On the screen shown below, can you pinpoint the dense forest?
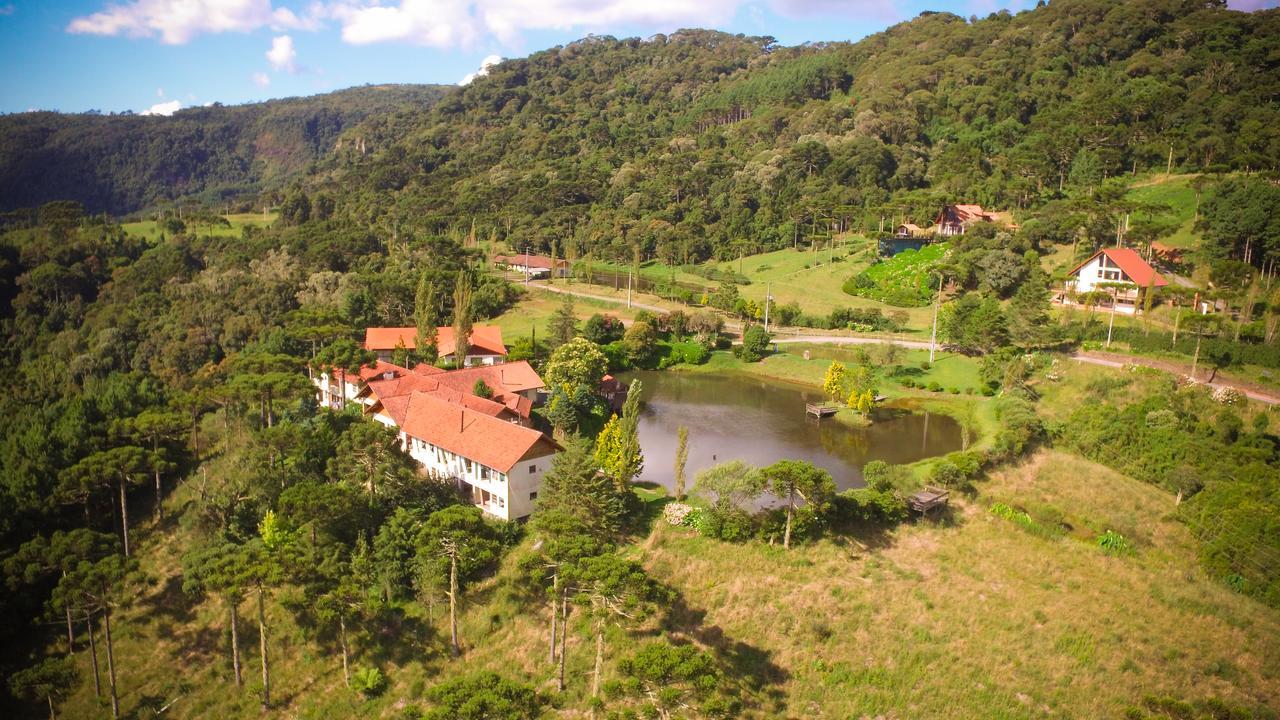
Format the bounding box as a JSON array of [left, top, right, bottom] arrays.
[[0, 84, 448, 216], [297, 0, 1280, 264]]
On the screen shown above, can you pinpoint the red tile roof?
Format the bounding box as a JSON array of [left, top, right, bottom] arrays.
[[1069, 248, 1168, 287], [493, 254, 569, 270], [433, 361, 544, 395], [363, 326, 507, 357], [363, 367, 528, 422], [400, 392, 558, 473]]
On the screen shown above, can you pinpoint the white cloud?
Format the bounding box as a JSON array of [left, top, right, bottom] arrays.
[[68, 0, 281, 44], [266, 34, 297, 71], [66, 0, 919, 48], [156, 87, 165, 97], [141, 99, 182, 115], [253, 71, 272, 86], [458, 53, 502, 85]]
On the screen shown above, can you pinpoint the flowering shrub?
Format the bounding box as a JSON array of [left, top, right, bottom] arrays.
[[663, 502, 695, 527], [1212, 386, 1243, 405]]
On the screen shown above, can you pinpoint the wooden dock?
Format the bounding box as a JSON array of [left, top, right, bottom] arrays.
[[805, 402, 839, 418], [909, 486, 950, 517]]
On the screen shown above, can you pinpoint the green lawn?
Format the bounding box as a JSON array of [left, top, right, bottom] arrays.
[[488, 286, 655, 342], [123, 212, 278, 243], [1126, 175, 1203, 250], [575, 238, 939, 332]]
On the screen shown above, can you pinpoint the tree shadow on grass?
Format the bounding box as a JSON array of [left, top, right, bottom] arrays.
[[135, 572, 198, 625], [364, 607, 441, 667], [661, 590, 790, 711]]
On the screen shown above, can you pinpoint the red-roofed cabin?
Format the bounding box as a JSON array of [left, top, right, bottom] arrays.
[[493, 253, 571, 278], [935, 204, 998, 236], [363, 326, 507, 367], [1057, 248, 1168, 315]]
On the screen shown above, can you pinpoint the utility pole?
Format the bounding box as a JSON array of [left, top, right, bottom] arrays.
[[764, 282, 772, 332], [1166, 145, 1173, 178], [524, 245, 530, 286], [929, 273, 943, 363], [1106, 286, 1119, 349], [626, 268, 632, 309]]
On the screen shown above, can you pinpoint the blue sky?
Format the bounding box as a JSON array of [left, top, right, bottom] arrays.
[[0, 0, 1274, 115]]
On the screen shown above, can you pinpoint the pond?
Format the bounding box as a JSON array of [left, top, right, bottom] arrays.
[[621, 370, 963, 493]]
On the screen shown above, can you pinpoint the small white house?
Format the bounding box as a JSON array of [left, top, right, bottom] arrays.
[[493, 253, 571, 278], [1058, 247, 1168, 314]]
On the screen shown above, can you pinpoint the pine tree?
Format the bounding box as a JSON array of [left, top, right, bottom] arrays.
[[452, 272, 473, 366], [415, 272, 439, 365]]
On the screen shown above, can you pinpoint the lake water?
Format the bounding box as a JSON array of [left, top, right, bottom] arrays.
[[622, 370, 963, 492]]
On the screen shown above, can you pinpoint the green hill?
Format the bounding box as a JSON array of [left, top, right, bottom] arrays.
[[0, 84, 449, 215]]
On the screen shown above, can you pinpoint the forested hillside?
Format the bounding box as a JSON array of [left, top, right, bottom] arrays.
[[302, 0, 1279, 263], [0, 84, 448, 216]]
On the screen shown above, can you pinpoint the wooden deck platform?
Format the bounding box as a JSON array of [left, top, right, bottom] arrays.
[[805, 402, 839, 418], [909, 486, 950, 515]]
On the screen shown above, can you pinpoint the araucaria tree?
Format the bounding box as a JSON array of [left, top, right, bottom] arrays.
[[63, 447, 148, 557], [565, 553, 670, 700], [416, 505, 502, 657], [760, 460, 836, 549]]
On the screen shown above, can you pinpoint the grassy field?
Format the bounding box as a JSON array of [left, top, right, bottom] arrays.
[[1126, 174, 1202, 250], [487, 286, 660, 341], [48, 345, 1280, 719], [573, 238, 939, 333], [123, 212, 278, 242], [641, 449, 1279, 717]]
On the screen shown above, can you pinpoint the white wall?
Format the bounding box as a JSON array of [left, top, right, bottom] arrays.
[[1071, 255, 1132, 294], [404, 434, 554, 521]]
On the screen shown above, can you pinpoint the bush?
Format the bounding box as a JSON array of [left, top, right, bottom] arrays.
[[929, 451, 984, 489], [659, 340, 710, 368], [352, 667, 388, 697], [834, 488, 909, 524], [738, 324, 771, 362], [691, 506, 755, 542], [1097, 530, 1132, 555], [927, 381, 943, 392]]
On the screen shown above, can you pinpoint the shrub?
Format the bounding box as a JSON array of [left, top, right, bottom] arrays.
[[663, 502, 694, 526], [691, 506, 755, 542], [927, 381, 943, 392], [834, 488, 909, 524], [1097, 530, 1132, 555], [352, 667, 388, 698]]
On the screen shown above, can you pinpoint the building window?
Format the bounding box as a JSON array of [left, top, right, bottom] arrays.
[[528, 464, 537, 473], [529, 491, 538, 501], [480, 467, 490, 480], [465, 459, 473, 473]]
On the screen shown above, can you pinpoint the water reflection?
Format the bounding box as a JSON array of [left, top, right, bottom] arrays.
[[622, 370, 963, 492]]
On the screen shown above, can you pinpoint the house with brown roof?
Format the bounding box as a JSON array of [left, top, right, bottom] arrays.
[[935, 204, 998, 236], [363, 325, 507, 367], [1056, 247, 1168, 315], [894, 223, 924, 238], [493, 253, 571, 278]]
